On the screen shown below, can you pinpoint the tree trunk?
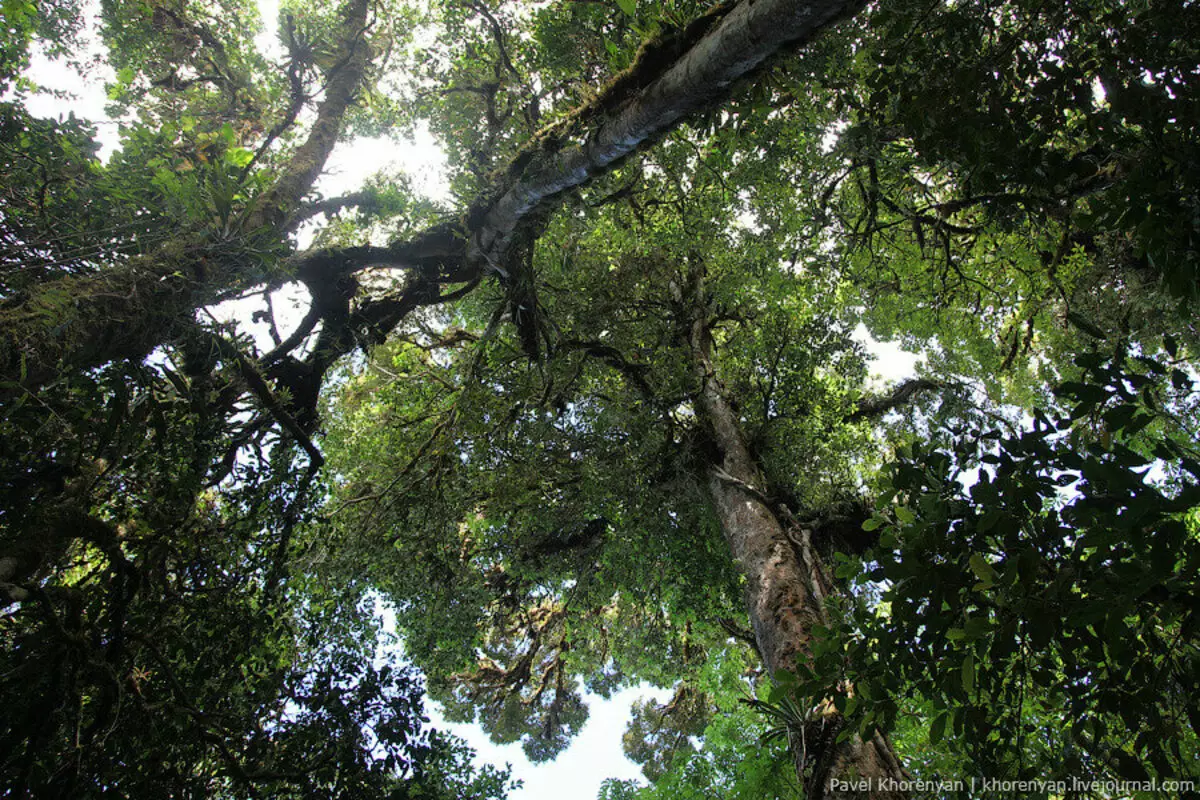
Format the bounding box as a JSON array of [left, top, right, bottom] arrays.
[[678, 264, 908, 799]]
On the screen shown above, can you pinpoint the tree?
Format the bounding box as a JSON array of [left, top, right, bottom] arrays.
[[2, 0, 1198, 798], [322, 170, 913, 793]]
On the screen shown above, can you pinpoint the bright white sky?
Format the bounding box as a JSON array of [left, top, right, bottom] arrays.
[[433, 686, 672, 797], [16, 6, 921, 798]]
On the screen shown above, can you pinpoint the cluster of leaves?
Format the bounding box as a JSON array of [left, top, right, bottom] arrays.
[[0, 0, 84, 94], [320, 291, 743, 761], [5, 0, 1200, 795], [0, 104, 131, 296], [0, 97, 278, 330], [318, 130, 891, 766], [0, 348, 514, 797], [788, 0, 1200, 401], [778, 345, 1200, 794], [0, 2, 518, 794]]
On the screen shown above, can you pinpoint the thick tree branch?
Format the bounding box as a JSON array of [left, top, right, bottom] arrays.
[[292, 189, 383, 224], [561, 339, 654, 397], [247, 0, 373, 232], [279, 0, 867, 389], [464, 0, 864, 279]]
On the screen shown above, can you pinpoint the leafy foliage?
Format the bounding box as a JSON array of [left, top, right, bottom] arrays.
[[789, 347, 1200, 792], [600, 647, 801, 800], [3, 0, 1200, 797], [0, 353, 514, 797]]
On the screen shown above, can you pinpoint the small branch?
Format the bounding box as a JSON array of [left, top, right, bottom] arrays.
[[468, 1, 522, 81], [717, 616, 761, 656], [260, 305, 321, 367], [262, 292, 283, 346], [292, 190, 381, 224], [560, 339, 654, 397], [848, 378, 939, 422], [210, 335, 324, 468], [399, 327, 480, 351], [710, 464, 773, 507], [240, 12, 310, 181]]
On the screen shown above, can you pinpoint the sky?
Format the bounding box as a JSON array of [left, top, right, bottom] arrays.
[[432, 686, 672, 798], [15, 7, 922, 799], [375, 603, 672, 799]]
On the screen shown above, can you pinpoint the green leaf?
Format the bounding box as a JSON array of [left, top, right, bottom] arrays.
[[961, 651, 975, 695], [1112, 750, 1149, 781], [929, 711, 948, 745], [224, 147, 254, 168], [968, 554, 997, 586], [1067, 312, 1108, 339], [964, 616, 991, 640], [616, 0, 636, 16]]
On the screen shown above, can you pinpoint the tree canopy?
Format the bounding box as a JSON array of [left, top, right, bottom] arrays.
[[1, 0, 1198, 798]]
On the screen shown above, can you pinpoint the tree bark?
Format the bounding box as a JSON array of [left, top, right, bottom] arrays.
[[677, 264, 908, 799]]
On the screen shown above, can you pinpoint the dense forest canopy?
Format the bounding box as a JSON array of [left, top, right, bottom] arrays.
[[1, 0, 1198, 797]]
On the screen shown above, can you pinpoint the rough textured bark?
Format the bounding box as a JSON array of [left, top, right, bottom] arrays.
[[677, 265, 908, 799]]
